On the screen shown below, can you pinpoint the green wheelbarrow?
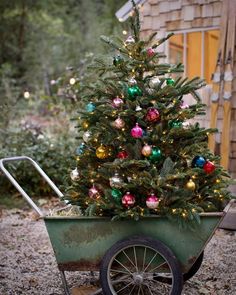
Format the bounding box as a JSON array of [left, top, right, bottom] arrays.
[[0, 156, 232, 295]]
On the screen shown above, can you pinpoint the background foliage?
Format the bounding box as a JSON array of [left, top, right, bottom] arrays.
[[0, 0, 126, 198]]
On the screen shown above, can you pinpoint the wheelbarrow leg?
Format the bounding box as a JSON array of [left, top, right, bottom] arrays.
[[60, 271, 70, 295]]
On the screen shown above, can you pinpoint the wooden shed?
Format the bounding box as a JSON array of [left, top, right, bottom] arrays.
[[116, 0, 236, 190]]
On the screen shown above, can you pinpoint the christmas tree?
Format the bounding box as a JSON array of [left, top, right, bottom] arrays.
[[66, 3, 232, 226]]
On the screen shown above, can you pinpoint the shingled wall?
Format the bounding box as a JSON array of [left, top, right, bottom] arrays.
[[139, 0, 236, 182]]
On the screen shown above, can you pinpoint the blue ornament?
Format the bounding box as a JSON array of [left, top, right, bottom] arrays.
[[76, 143, 86, 155], [192, 156, 206, 168], [86, 102, 95, 112]]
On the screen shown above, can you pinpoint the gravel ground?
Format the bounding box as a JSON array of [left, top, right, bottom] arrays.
[[0, 209, 235, 295]]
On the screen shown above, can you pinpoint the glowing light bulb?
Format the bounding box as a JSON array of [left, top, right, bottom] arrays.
[[24, 91, 30, 99], [70, 78, 76, 85]]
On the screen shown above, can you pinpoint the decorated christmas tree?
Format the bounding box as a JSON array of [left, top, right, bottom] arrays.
[[65, 3, 232, 227]]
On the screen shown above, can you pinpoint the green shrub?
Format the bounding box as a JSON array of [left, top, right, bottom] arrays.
[[0, 127, 75, 197]]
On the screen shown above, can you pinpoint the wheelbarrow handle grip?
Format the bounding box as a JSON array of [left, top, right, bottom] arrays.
[[0, 156, 64, 217]]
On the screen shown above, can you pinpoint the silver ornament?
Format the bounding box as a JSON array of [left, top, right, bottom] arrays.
[[135, 105, 142, 111], [109, 173, 124, 188], [149, 76, 160, 88], [70, 168, 80, 181], [83, 131, 91, 143], [128, 77, 137, 85], [125, 36, 135, 44]]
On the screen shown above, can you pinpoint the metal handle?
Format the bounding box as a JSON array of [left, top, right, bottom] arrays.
[[0, 156, 64, 217]]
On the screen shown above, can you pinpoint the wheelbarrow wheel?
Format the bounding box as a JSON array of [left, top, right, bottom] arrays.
[[183, 251, 204, 281], [100, 235, 183, 295]]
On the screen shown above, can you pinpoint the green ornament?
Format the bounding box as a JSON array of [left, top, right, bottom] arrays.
[[166, 78, 175, 86], [113, 55, 123, 66], [169, 120, 182, 128], [127, 85, 142, 100], [111, 188, 122, 202], [149, 147, 162, 162]]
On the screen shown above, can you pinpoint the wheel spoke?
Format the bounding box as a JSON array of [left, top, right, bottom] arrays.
[[114, 258, 133, 275], [122, 250, 136, 270], [142, 247, 147, 272], [110, 268, 130, 275], [128, 284, 136, 295], [140, 285, 145, 295], [148, 261, 167, 273], [145, 283, 154, 295], [143, 252, 158, 272], [111, 274, 131, 284], [116, 281, 134, 294], [133, 246, 138, 272]]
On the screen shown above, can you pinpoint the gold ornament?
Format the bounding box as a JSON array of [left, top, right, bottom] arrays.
[[186, 179, 196, 190], [96, 144, 109, 159], [82, 121, 89, 130]]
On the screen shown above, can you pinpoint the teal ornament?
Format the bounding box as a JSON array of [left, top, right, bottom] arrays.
[[127, 85, 142, 100], [76, 143, 86, 155], [113, 55, 123, 66], [169, 120, 182, 128], [166, 78, 175, 86], [149, 147, 162, 162], [111, 188, 122, 202], [86, 102, 95, 112]]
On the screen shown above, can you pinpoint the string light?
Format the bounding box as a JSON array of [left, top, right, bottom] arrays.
[[122, 30, 127, 35], [24, 91, 30, 99], [69, 78, 76, 85]]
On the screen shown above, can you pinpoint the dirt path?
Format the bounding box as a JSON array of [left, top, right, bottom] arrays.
[[0, 209, 235, 295]]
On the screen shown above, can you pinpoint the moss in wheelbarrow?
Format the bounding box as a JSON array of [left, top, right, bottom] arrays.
[[44, 213, 223, 274]]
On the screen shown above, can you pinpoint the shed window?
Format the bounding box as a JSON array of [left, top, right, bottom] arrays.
[[169, 29, 219, 84]]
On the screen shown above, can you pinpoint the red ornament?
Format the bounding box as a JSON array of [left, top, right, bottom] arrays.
[[146, 193, 159, 209], [122, 192, 135, 208], [203, 161, 216, 174], [117, 150, 128, 159], [145, 108, 160, 123], [147, 47, 155, 57], [131, 123, 143, 138]]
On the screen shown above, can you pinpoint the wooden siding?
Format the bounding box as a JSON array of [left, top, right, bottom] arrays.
[[139, 0, 236, 178]]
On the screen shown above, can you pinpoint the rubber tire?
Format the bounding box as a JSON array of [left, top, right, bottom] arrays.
[[183, 251, 204, 282], [99, 235, 183, 295]]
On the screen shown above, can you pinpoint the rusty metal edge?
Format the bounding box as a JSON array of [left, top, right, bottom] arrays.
[[44, 212, 224, 220]]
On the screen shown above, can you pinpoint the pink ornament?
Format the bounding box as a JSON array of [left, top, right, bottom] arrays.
[[146, 193, 159, 209], [114, 117, 125, 129], [145, 108, 160, 123], [142, 144, 152, 157], [147, 47, 155, 57], [122, 192, 135, 208], [131, 123, 143, 138], [88, 185, 100, 199], [112, 97, 124, 108], [181, 103, 189, 109]]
